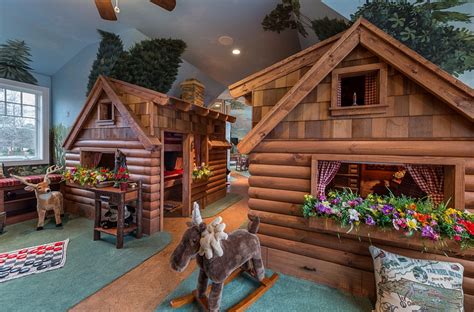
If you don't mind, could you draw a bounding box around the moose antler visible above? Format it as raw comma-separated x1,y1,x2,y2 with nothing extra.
192,202,203,225
11,175,37,187
44,165,63,183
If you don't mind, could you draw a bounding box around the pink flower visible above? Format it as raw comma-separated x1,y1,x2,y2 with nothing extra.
453,225,464,233
454,235,462,242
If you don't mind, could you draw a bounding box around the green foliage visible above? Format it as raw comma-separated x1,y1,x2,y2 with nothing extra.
0,40,37,85
262,0,474,76
192,163,212,181
51,123,70,169
310,17,351,41
112,38,186,93
352,0,474,76
87,30,125,95
229,99,246,110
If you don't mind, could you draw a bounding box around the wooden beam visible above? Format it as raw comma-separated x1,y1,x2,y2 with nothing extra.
63,79,104,150
237,20,362,154
207,111,219,119
359,22,474,121
228,33,342,98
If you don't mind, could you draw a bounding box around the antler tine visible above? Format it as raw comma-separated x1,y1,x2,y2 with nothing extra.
11,175,37,187
44,165,63,182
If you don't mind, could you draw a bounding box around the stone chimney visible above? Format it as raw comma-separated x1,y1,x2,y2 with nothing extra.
180,78,205,106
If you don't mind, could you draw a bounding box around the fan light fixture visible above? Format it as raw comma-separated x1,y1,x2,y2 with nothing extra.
232,49,241,55
114,0,120,13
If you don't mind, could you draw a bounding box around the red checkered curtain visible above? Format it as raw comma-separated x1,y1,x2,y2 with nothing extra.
405,164,444,205
364,73,377,105
317,161,342,196
336,78,342,107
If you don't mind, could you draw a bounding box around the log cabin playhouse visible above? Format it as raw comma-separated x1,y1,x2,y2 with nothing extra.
229,18,474,308
62,76,235,234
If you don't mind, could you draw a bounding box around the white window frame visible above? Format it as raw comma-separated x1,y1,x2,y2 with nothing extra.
0,78,50,166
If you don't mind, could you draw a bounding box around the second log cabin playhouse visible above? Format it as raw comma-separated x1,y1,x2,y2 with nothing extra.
62,76,235,234
229,18,474,309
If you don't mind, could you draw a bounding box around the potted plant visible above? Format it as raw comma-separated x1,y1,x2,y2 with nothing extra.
192,163,213,183
114,167,130,191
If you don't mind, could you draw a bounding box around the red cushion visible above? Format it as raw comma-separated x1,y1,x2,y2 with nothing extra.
0,173,63,188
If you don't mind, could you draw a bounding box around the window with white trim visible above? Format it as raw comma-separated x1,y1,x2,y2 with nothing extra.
0,78,50,165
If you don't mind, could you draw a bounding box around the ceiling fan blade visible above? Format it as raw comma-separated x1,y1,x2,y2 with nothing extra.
94,0,117,21
150,0,176,11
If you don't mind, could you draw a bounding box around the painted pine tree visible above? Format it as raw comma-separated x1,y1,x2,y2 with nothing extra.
86,29,124,95
0,40,38,85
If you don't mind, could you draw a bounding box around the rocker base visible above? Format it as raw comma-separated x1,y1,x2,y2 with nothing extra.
170,268,279,311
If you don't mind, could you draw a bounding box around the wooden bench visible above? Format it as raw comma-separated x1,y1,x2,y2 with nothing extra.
0,174,63,225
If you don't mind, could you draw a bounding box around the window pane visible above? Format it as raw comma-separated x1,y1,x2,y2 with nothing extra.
0,88,4,101
22,92,36,105
0,116,37,158
23,105,36,118
6,103,21,116
0,102,4,115
6,90,21,103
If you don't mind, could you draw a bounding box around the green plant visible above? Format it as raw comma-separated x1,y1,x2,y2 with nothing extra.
63,166,114,186
87,30,125,95
51,123,70,169
112,38,186,93
0,39,37,85
192,163,212,181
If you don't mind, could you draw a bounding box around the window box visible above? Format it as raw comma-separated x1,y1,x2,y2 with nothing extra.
330,63,388,117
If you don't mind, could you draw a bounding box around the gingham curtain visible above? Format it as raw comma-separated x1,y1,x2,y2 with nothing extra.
364,73,377,105
317,161,342,196
405,164,444,205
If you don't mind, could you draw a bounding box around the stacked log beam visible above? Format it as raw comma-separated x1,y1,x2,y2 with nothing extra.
64,139,161,234
207,150,227,203
247,143,474,307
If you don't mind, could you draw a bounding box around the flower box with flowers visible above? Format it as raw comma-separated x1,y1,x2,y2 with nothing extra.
63,167,115,188
302,190,474,253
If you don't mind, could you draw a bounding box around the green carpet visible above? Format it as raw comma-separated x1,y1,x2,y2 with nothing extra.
0,215,171,312
201,193,243,219
156,270,373,311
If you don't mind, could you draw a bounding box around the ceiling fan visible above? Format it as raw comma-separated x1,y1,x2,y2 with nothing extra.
94,0,176,21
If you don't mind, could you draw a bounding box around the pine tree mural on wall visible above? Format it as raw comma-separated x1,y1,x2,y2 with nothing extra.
0,40,38,85
86,29,124,95
113,38,186,93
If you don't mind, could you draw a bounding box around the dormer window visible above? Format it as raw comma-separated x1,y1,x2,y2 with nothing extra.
97,99,114,125
330,63,387,116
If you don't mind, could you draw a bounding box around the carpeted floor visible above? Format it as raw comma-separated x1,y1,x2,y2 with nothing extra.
0,215,171,312
201,193,243,219
156,270,372,311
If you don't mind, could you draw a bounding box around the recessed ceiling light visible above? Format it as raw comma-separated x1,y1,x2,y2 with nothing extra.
218,36,234,46
232,49,241,55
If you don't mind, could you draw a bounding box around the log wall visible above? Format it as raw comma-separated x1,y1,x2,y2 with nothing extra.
246,45,474,309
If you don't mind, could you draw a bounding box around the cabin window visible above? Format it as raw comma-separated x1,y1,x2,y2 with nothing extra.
97,100,114,125
330,63,387,116
311,156,461,208
80,150,115,170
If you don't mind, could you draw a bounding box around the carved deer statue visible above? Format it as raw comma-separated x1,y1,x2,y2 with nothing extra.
13,165,64,230
170,203,265,312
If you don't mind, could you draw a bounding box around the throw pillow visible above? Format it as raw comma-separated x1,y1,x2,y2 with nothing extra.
369,246,464,311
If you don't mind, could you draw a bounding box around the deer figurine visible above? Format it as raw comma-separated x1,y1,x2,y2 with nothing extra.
12,165,64,231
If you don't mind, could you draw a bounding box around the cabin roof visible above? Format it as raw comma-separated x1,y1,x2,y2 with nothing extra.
233,18,474,155
63,76,235,152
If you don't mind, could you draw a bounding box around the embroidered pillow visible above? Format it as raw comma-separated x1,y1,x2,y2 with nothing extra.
369,246,464,312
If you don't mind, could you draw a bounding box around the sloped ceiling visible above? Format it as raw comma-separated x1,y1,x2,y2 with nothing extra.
0,0,301,86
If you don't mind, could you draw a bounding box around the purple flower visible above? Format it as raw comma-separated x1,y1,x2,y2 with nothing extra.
430,220,438,226
381,205,393,215
331,198,341,205
349,209,359,223
421,225,440,241
393,212,400,219
318,195,327,201
365,216,376,226
316,203,332,215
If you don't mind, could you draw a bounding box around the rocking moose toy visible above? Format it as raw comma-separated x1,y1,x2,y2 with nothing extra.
12,165,64,231
170,203,278,312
